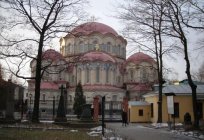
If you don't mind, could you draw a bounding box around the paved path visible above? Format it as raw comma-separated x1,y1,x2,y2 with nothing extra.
106,123,197,140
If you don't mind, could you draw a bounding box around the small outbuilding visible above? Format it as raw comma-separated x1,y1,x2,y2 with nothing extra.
128,101,151,123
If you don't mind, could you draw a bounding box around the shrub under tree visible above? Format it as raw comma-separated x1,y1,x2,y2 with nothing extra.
73,82,86,118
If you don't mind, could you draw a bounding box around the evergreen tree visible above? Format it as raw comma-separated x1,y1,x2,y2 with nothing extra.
73,82,86,118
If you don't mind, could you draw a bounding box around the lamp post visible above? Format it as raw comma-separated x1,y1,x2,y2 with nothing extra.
29,94,32,109
102,96,105,136
165,92,176,130
53,96,55,119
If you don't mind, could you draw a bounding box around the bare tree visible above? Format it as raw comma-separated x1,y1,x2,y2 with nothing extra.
193,61,204,82
0,0,88,122
0,63,5,80
117,0,180,123
164,0,199,128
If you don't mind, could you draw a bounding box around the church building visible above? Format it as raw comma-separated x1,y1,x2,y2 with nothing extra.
27,22,158,119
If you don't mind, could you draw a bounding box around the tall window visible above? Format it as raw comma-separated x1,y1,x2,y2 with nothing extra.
86,68,90,83
65,43,70,55
107,42,111,52
78,68,82,82
106,67,109,83
142,67,147,82
43,94,45,102
118,45,121,56
122,48,125,58
130,69,134,81
112,95,117,101
69,95,72,102
96,66,100,83
79,41,84,53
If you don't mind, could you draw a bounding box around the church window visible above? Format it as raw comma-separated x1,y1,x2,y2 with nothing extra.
42,94,45,102
79,41,84,53
65,43,70,55
118,76,121,83
86,68,90,83
118,45,121,56
72,75,75,83
142,67,148,82
112,95,117,101
69,95,72,101
107,42,111,53
96,66,100,83
122,48,125,58
106,67,109,83
130,69,134,81
84,44,88,52
78,68,82,82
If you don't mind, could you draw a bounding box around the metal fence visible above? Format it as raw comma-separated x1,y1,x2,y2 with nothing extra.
28,99,123,121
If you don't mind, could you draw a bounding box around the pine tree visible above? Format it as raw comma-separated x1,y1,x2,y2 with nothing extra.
73,82,86,118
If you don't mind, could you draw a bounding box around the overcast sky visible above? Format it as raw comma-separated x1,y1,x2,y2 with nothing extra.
84,0,204,81
1,0,204,82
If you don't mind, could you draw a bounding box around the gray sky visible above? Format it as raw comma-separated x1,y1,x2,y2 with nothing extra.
1,0,203,82
83,0,204,81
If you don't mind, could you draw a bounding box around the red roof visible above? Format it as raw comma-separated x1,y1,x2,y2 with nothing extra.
81,51,116,63
41,82,59,90
69,84,124,92
70,22,118,36
129,84,152,91
126,52,155,65
42,49,64,61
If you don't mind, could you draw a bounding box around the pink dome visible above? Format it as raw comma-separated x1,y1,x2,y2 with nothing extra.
42,49,64,61
126,52,155,64
81,51,116,63
70,22,118,36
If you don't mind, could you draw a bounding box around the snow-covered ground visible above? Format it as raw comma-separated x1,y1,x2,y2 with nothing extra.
87,126,123,140
151,123,204,139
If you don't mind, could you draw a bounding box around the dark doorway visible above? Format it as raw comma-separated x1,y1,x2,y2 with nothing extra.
197,102,203,119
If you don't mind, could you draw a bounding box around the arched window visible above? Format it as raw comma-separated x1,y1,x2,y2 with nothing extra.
78,68,82,82
92,39,98,51
112,95,117,101
65,43,70,55
43,94,45,102
106,67,109,83
96,66,100,83
86,67,90,83
142,67,148,82
130,69,134,81
69,95,72,101
107,42,111,53
122,48,125,58
118,45,121,56
79,41,84,53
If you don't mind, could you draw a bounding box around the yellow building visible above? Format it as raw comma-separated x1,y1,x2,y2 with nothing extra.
129,84,204,123
128,101,151,123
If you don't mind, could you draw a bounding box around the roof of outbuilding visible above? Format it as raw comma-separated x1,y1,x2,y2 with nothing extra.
144,84,204,97
162,84,204,94
128,101,150,106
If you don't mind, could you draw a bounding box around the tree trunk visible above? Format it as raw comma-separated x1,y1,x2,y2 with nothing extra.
32,34,44,122
183,38,199,128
